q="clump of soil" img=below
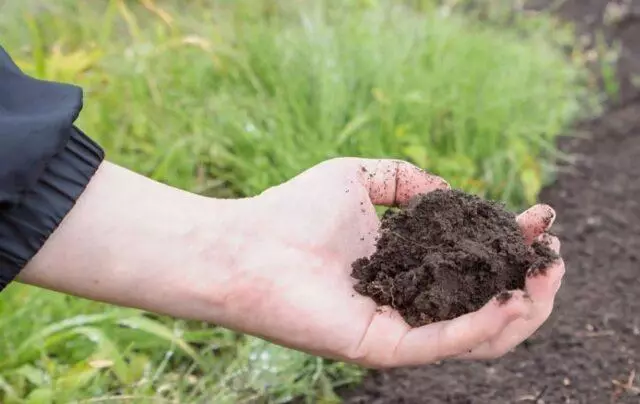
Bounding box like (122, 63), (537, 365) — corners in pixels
(351, 189), (558, 327)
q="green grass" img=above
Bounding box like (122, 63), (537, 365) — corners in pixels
(0, 0), (598, 402)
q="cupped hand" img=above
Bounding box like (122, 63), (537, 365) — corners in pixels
(225, 158), (564, 368)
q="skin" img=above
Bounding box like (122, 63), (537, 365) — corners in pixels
(18, 157), (564, 368)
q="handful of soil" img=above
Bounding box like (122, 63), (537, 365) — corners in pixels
(351, 189), (558, 327)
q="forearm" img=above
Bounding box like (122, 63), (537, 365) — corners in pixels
(18, 161), (241, 322)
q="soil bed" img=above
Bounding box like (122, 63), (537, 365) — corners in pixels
(342, 0), (640, 402)
(351, 189), (556, 327)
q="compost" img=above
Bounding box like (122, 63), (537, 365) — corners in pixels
(351, 189), (557, 327)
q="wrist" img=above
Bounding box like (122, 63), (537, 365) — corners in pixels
(165, 194), (255, 325)
(179, 195), (265, 329)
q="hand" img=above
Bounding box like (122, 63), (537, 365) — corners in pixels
(20, 159), (563, 369)
(218, 158), (565, 368)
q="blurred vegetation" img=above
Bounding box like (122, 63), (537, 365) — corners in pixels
(0, 0), (599, 402)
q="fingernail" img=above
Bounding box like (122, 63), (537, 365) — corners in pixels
(425, 173), (450, 190)
(542, 206), (556, 230)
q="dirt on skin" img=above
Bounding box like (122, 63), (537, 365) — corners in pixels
(351, 189), (557, 327)
(342, 1), (640, 403)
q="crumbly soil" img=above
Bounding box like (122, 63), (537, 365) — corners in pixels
(351, 189), (557, 327)
(341, 0), (640, 402)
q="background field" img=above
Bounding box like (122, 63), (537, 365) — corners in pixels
(0, 0), (602, 403)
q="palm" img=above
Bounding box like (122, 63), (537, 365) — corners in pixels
(241, 158), (564, 368)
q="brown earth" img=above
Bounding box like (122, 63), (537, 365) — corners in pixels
(351, 189), (557, 327)
(341, 0), (640, 402)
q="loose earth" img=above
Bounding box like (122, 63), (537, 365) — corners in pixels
(351, 189), (557, 327)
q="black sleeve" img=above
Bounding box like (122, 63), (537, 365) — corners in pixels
(0, 45), (104, 292)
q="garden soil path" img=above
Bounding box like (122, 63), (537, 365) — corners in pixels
(342, 1), (640, 402)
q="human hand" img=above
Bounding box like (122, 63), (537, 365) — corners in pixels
(219, 158), (565, 368)
(21, 159), (562, 369)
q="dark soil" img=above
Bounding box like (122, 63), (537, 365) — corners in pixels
(341, 0), (640, 402)
(351, 189), (557, 327)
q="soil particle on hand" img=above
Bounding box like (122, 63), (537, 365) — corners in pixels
(351, 189), (557, 327)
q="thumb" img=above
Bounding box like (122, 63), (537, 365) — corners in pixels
(357, 159), (450, 206)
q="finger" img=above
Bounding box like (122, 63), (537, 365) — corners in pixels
(526, 234), (563, 300)
(539, 232), (561, 253)
(357, 159), (449, 206)
(455, 314), (533, 360)
(459, 261), (565, 360)
(525, 256), (565, 303)
(385, 290), (531, 367)
(456, 254), (565, 360)
(516, 204), (556, 244)
(457, 295), (556, 361)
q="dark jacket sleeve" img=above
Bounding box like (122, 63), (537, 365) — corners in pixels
(0, 45), (104, 292)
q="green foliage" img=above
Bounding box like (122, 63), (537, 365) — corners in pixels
(1, 0), (596, 204)
(593, 31), (621, 102)
(0, 0), (597, 402)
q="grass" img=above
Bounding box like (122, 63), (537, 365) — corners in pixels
(0, 0), (598, 402)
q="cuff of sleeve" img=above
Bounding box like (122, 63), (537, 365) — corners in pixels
(0, 128), (104, 291)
